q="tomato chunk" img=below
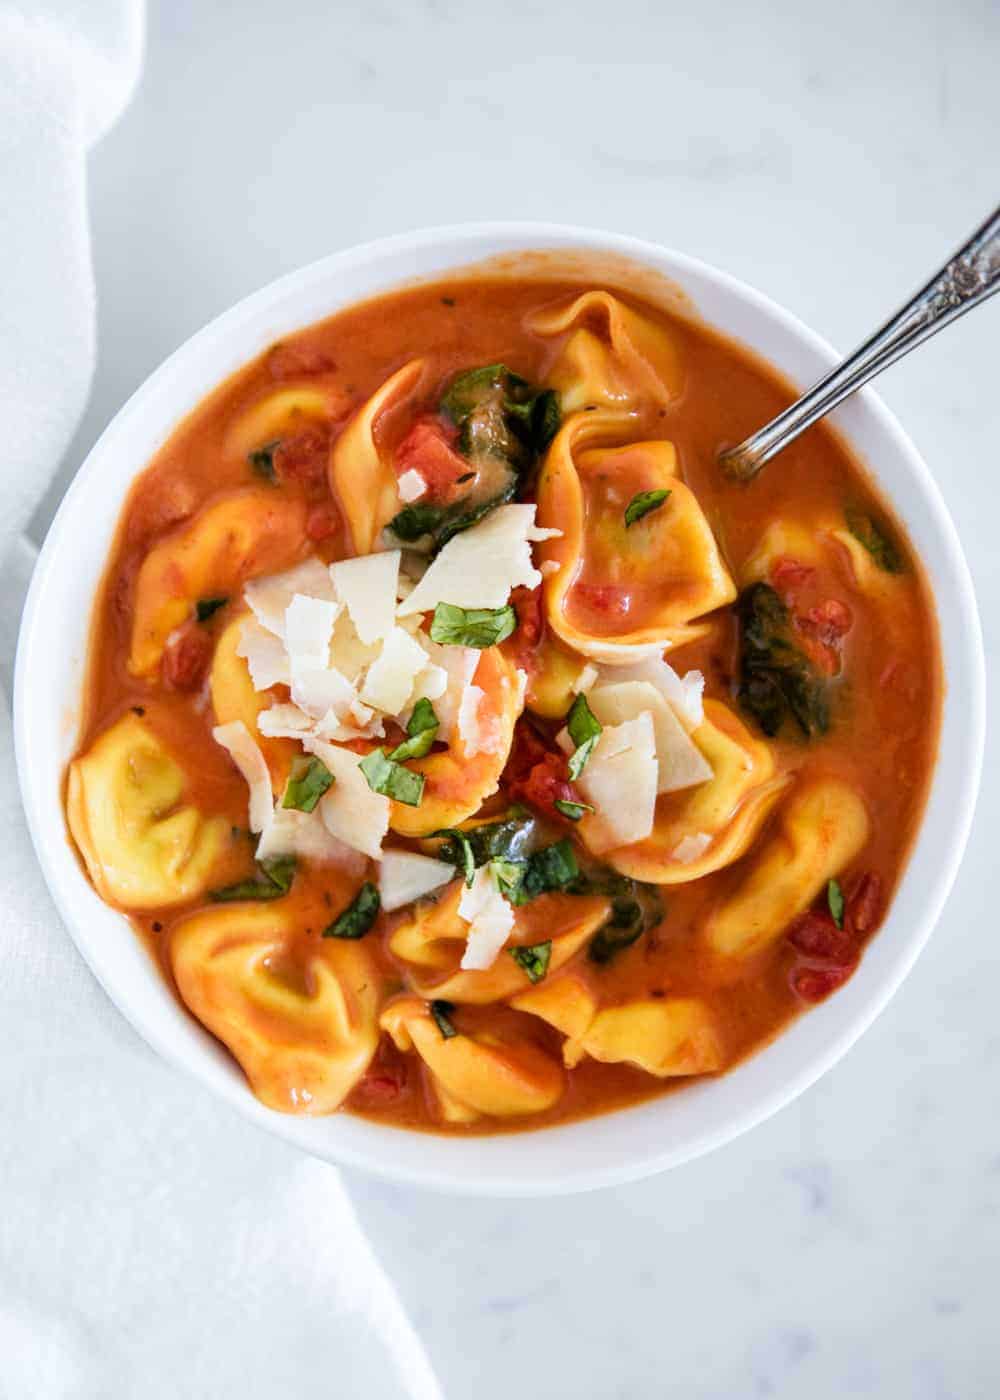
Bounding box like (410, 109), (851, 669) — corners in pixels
(511, 585), (544, 647)
(274, 426), (330, 491)
(395, 416), (470, 503)
(505, 721), (579, 819)
(791, 964), (857, 1002)
(846, 872), (883, 937)
(769, 556), (814, 593)
(801, 598), (853, 645)
(786, 910), (855, 965)
(163, 623), (212, 691)
(305, 501), (340, 542)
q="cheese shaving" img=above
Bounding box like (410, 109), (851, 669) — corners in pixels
(236, 617), (292, 691)
(586, 681), (712, 794)
(330, 550), (400, 644)
(290, 658), (357, 722)
(458, 866), (516, 971)
(306, 738), (390, 860)
(244, 558), (336, 638)
(378, 850), (455, 911)
(212, 720), (273, 834)
(560, 713), (658, 852)
(283, 594), (338, 666)
(397, 468), (427, 503)
(397, 504), (559, 615)
(360, 625), (431, 714)
(671, 832), (713, 864)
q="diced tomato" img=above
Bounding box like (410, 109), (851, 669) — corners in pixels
(801, 598), (853, 645)
(394, 415), (470, 503)
(274, 426), (330, 490)
(305, 501), (340, 542)
(573, 582), (632, 617)
(791, 963), (857, 1002)
(786, 910), (855, 965)
(846, 872), (883, 937)
(770, 556), (814, 593)
(162, 623), (212, 691)
(267, 343), (336, 380)
(353, 1071), (404, 1107)
(511, 585), (544, 648)
(505, 721), (579, 819)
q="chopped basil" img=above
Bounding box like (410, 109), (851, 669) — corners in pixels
(553, 798), (594, 822)
(490, 857), (526, 900)
(509, 941), (552, 984)
(624, 489), (671, 528)
(735, 583), (829, 738)
(827, 878), (845, 928)
(434, 806), (536, 879)
(566, 693), (602, 781)
(323, 881), (380, 939)
(429, 601), (517, 649)
(845, 506), (904, 574)
(493, 839), (580, 907)
(210, 854), (296, 903)
(430, 999), (458, 1039)
(387, 698), (439, 762)
(434, 827), (476, 886)
(359, 748), (425, 806)
(248, 441), (279, 482)
(195, 596), (228, 623)
(281, 755), (333, 813)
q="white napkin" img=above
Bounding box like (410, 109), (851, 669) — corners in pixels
(0, 6), (442, 1396)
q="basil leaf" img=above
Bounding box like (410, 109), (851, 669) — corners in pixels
(430, 999), (458, 1039)
(736, 583), (829, 738)
(359, 748), (425, 807)
(566, 693), (602, 780)
(845, 506), (904, 574)
(195, 596), (228, 623)
(434, 807), (536, 881)
(434, 827), (476, 886)
(323, 881), (380, 939)
(553, 798), (593, 822)
(509, 940), (552, 984)
(429, 602), (516, 649)
(210, 854), (296, 903)
(505, 839), (580, 906)
(388, 698), (439, 762)
(248, 441), (279, 482)
(281, 755), (334, 813)
(624, 489), (670, 527)
(827, 878), (845, 929)
(490, 857), (526, 901)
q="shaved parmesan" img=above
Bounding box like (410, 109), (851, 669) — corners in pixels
(672, 832), (713, 864)
(410, 639), (479, 741)
(360, 626), (431, 714)
(572, 663), (600, 694)
(458, 866), (516, 971)
(244, 558), (336, 638)
(397, 468), (427, 503)
(257, 702), (315, 740)
(290, 658), (356, 722)
(256, 805), (367, 876)
(307, 738), (390, 860)
(457, 684), (488, 755)
(561, 712), (658, 852)
(284, 594), (338, 665)
(378, 850), (455, 911)
(212, 721), (273, 833)
(237, 617), (291, 691)
(330, 551), (399, 644)
(602, 656), (705, 730)
(397, 505), (558, 616)
(586, 681), (712, 794)
(328, 608), (381, 685)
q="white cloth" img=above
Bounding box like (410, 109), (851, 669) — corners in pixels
(0, 7), (442, 1397)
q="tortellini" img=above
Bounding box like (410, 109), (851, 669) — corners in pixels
(209, 616), (295, 787)
(380, 996), (564, 1121)
(171, 906), (379, 1114)
(702, 777), (871, 959)
(129, 487), (307, 676)
(388, 647), (525, 838)
(528, 290), (683, 413)
(512, 973), (723, 1077)
(742, 516), (906, 607)
(328, 359), (425, 555)
(67, 713), (227, 908)
(536, 415), (736, 663)
(224, 386), (333, 460)
(578, 699), (789, 885)
(389, 886), (610, 1004)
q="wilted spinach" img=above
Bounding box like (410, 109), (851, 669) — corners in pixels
(735, 583), (829, 738)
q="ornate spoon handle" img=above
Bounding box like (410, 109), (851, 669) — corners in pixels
(719, 204), (1000, 481)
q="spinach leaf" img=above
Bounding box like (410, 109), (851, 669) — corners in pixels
(509, 941), (552, 984)
(735, 583), (829, 738)
(845, 506), (905, 574)
(388, 698), (439, 762)
(195, 596), (229, 623)
(566, 692), (602, 780)
(359, 748), (425, 806)
(508, 839), (580, 905)
(323, 882), (380, 939)
(429, 601), (517, 648)
(624, 489), (671, 528)
(430, 999), (458, 1039)
(281, 755), (334, 813)
(567, 867), (664, 964)
(210, 854), (296, 903)
(434, 806), (536, 876)
(388, 481), (517, 553)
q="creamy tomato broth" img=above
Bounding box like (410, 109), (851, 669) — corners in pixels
(66, 275), (940, 1132)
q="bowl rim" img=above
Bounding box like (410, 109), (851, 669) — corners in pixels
(14, 221), (986, 1195)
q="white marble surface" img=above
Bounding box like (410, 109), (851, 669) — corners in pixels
(34, 1), (999, 1395)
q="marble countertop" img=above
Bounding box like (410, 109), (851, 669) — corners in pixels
(39, 1), (998, 1395)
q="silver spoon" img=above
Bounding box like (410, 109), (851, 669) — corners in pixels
(718, 205), (1000, 481)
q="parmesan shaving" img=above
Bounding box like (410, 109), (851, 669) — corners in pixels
(290, 658), (357, 722)
(307, 738), (390, 860)
(360, 626), (431, 714)
(378, 850), (455, 911)
(283, 594), (338, 666)
(397, 505), (559, 616)
(236, 617), (291, 691)
(456, 684), (488, 755)
(244, 558), (336, 638)
(586, 681), (712, 794)
(561, 713), (658, 852)
(212, 720), (273, 834)
(256, 805), (366, 876)
(397, 468), (427, 503)
(603, 656), (705, 730)
(330, 550), (400, 644)
(458, 866), (516, 971)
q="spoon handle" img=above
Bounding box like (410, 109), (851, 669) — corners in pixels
(719, 204), (1000, 481)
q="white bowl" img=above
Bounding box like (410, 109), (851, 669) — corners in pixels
(14, 223), (985, 1196)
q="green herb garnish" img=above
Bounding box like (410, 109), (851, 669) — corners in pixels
(248, 441), (279, 482)
(388, 487), (517, 553)
(553, 798), (594, 822)
(489, 839), (580, 906)
(624, 489), (671, 528)
(568, 868), (664, 964)
(281, 755), (333, 813)
(566, 693), (602, 780)
(845, 506), (904, 574)
(430, 999), (458, 1039)
(827, 878), (845, 929)
(195, 596), (229, 623)
(441, 364), (561, 462)
(358, 748), (425, 806)
(323, 881), (380, 939)
(387, 698), (439, 762)
(509, 941), (552, 984)
(735, 583), (829, 738)
(210, 854), (296, 903)
(429, 601), (517, 649)
(433, 807), (536, 880)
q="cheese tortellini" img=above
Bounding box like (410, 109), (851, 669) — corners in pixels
(536, 416), (736, 663)
(67, 713), (227, 908)
(171, 905), (379, 1114)
(225, 386), (333, 461)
